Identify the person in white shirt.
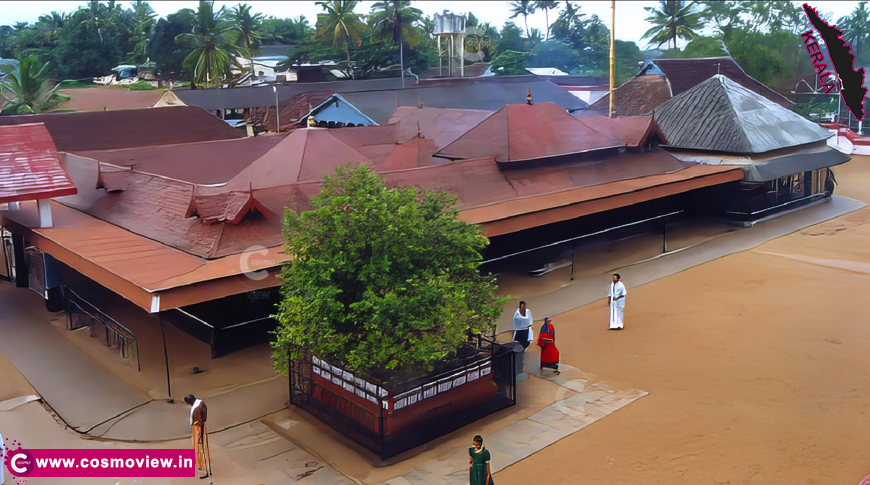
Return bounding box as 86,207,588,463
512,301,534,349
607,273,627,330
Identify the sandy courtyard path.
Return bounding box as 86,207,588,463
495,156,870,485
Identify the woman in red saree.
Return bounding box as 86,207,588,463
537,317,560,374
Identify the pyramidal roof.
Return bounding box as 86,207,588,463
224,128,373,190
436,102,624,163
654,75,831,154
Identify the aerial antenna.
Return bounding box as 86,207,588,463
416,120,421,138
717,62,721,75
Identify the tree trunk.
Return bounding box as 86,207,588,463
346,43,354,80
524,15,530,39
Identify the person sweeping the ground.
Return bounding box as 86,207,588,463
469,434,494,485
608,273,627,330
537,317,560,374
185,394,211,479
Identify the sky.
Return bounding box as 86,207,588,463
0,1,864,49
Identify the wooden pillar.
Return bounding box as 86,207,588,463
12,235,27,288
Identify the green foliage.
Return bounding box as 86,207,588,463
0,55,69,114
272,164,507,377
724,28,807,87
127,79,155,90
490,50,527,75
527,41,578,74
642,0,705,51
261,16,313,45
497,22,526,55
534,1,560,41
676,35,728,58
315,0,367,74
175,1,243,88
149,9,196,76
837,1,870,64
614,40,644,84
126,1,156,64
508,1,536,39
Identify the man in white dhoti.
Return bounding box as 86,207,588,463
607,273,626,330
512,301,534,349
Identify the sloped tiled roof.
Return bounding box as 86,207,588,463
648,57,792,107
0,123,77,203
654,75,831,154
0,106,244,152
437,102,624,162
589,75,673,117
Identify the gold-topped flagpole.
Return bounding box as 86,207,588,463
609,0,616,118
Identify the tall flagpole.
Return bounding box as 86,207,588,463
609,0,616,118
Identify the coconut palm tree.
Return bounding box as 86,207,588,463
0,56,69,115
127,1,156,64
466,22,500,61
838,1,870,64
641,0,704,51
315,0,367,79
535,1,560,41
509,1,537,39
176,1,243,88
230,4,265,80
369,1,422,86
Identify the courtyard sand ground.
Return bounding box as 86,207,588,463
1,156,868,483
496,155,870,485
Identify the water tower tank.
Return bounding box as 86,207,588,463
434,11,465,35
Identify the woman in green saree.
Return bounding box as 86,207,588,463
469,434,494,485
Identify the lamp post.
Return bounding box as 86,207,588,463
272,85,280,133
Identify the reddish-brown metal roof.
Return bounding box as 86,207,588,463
572,112,667,147
186,191,275,225
56,86,165,112
72,135,285,185
0,106,244,152
387,106,494,150
0,123,77,204
437,102,625,162
0,200,288,311
590,75,673,117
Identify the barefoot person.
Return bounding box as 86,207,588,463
469,435,494,485
512,301,534,349
608,273,627,330
537,317,560,374
185,394,211,479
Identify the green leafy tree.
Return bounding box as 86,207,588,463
148,9,195,76
175,1,243,88
641,0,704,51
838,1,870,64
528,41,579,74
127,1,156,64
490,50,527,75
614,40,644,84
273,164,506,376
230,4,265,79
466,23,500,61
261,16,313,45
509,1,537,39
0,56,69,115
535,1,560,41
677,35,728,58
314,0,367,78
50,6,132,79
369,1,423,83
466,12,479,28
550,1,586,46
497,21,526,54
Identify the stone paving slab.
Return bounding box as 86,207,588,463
379,365,648,484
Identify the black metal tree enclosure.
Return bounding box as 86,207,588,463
289,334,517,460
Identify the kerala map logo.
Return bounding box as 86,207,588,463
3,437,34,484
802,3,867,121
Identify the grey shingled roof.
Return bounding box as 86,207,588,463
173,78,406,111
339,78,587,124
654,75,831,154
